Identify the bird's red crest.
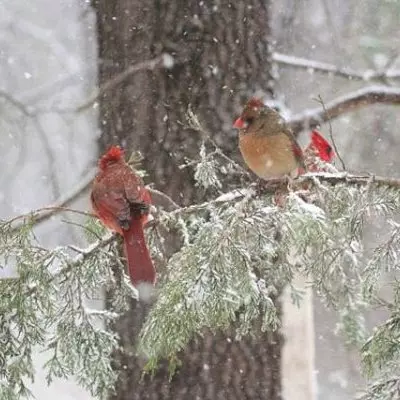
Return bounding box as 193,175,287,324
311,130,334,162
246,97,264,110
99,145,124,170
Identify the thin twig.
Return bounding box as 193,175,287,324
315,95,346,170
186,105,250,176
0,56,169,116
68,56,167,113
147,188,180,211
8,168,96,233
8,206,93,226
272,52,400,83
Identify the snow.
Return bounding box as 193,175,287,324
215,188,252,203
162,53,174,69
136,282,156,303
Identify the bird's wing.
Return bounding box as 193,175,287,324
91,186,131,229
123,171,151,215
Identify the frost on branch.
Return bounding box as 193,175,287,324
2,149,400,399
139,163,400,396
193,141,222,189
0,219,128,400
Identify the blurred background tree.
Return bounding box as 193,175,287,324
93,1,283,399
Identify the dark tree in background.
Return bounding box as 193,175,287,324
93,1,281,399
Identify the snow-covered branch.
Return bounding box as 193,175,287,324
289,86,400,132
170,173,400,217
3,160,400,395
273,52,400,83
8,169,179,232
25,233,116,296
9,171,400,234
300,172,400,190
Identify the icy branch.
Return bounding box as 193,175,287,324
289,86,400,132
273,52,400,83
9,171,400,234
24,233,116,296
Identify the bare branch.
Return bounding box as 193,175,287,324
1,56,170,116
273,52,400,83
289,86,400,133
0,90,32,115
67,55,169,113
9,168,97,233
300,172,400,190
314,95,346,170
147,188,180,211
8,167,180,231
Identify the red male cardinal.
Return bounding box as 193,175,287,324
303,130,335,171
233,98,305,179
91,145,156,301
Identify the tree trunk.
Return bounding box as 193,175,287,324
93,1,282,399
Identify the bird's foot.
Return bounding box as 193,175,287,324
255,177,288,195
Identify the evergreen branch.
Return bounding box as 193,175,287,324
289,86,400,133
186,105,250,177
168,188,253,217
273,52,400,84
358,376,400,400
7,172,400,235
168,173,400,217
24,233,116,296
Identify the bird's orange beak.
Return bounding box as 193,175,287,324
233,117,244,129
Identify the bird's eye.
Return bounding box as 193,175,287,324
245,117,254,125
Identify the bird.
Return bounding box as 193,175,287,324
303,130,335,171
233,98,305,180
90,145,156,301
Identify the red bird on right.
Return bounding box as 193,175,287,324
303,130,335,172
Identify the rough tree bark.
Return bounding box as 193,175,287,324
92,1,282,399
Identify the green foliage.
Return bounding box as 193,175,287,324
0,220,122,399
139,147,400,397
2,146,400,399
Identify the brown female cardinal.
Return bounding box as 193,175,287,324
91,145,156,301
233,98,305,179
